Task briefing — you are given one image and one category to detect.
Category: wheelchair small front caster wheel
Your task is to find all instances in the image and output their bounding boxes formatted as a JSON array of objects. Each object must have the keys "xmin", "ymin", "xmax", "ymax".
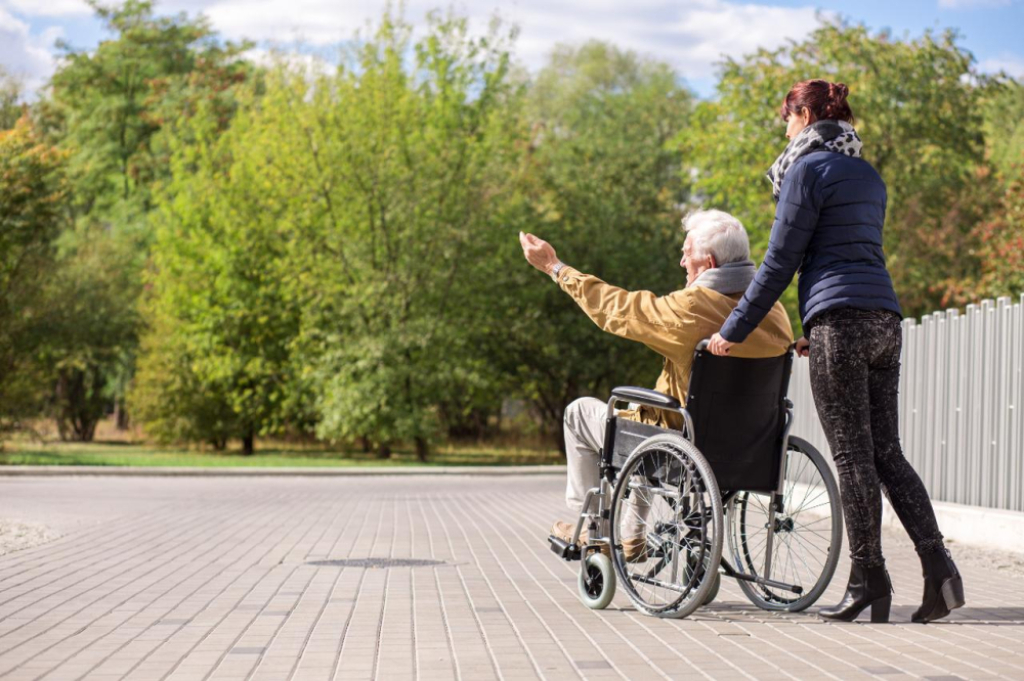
[{"xmin": 578, "ymin": 552, "xmax": 616, "ymax": 609}]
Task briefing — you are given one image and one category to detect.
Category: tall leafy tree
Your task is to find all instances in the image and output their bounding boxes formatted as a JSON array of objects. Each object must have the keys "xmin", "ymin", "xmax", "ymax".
[
  {"xmin": 132, "ymin": 89, "xmax": 310, "ymax": 454},
  {"xmin": 0, "ymin": 118, "xmax": 68, "ymax": 431},
  {"xmin": 296, "ymin": 13, "xmax": 525, "ymax": 459},
  {"xmin": 44, "ymin": 0, "xmax": 253, "ymax": 218},
  {"xmin": 499, "ymin": 41, "xmax": 693, "ymax": 451},
  {"xmin": 37, "ymin": 234, "xmax": 141, "ymax": 440},
  {"xmin": 32, "ymin": 0, "xmax": 256, "ymax": 440},
  {"xmin": 135, "ymin": 12, "xmax": 524, "ymax": 457}
]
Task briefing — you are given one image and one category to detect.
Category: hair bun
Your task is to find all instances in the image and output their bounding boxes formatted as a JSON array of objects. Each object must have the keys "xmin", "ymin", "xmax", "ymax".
[{"xmin": 829, "ymin": 82, "xmax": 849, "ymax": 102}]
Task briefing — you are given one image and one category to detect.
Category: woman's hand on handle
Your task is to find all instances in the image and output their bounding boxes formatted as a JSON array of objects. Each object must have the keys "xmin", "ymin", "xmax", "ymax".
[
  {"xmin": 795, "ymin": 336, "xmax": 810, "ymax": 358},
  {"xmin": 708, "ymin": 333, "xmax": 735, "ymax": 356}
]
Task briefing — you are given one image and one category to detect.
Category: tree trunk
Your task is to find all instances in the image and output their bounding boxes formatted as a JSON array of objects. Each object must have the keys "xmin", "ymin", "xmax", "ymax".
[
  {"xmin": 377, "ymin": 442, "xmax": 392, "ymax": 459},
  {"xmin": 361, "ymin": 435, "xmax": 372, "ymax": 453},
  {"xmin": 114, "ymin": 398, "xmax": 130, "ymax": 431},
  {"xmin": 242, "ymin": 430, "xmax": 255, "ymax": 456},
  {"xmin": 414, "ymin": 436, "xmax": 429, "ymax": 463},
  {"xmin": 54, "ymin": 368, "xmax": 103, "ymax": 442}
]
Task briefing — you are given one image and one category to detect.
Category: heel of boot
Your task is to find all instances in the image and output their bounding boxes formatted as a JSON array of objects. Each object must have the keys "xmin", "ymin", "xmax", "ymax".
[
  {"xmin": 871, "ymin": 597, "xmax": 891, "ymax": 624},
  {"xmin": 942, "ymin": 576, "xmax": 965, "ymax": 611}
]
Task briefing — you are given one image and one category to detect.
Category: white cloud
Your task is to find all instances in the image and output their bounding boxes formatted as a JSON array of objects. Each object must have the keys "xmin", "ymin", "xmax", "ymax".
[
  {"xmin": 169, "ymin": 0, "xmax": 825, "ymax": 83},
  {"xmin": 978, "ymin": 54, "xmax": 1024, "ymax": 79},
  {"xmin": 0, "ymin": 0, "xmax": 90, "ymax": 17},
  {"xmin": 0, "ymin": 7, "xmax": 62, "ymax": 97},
  {"xmin": 938, "ymin": 0, "xmax": 1010, "ymax": 8},
  {"xmin": 1, "ymin": 0, "xmax": 829, "ymax": 99}
]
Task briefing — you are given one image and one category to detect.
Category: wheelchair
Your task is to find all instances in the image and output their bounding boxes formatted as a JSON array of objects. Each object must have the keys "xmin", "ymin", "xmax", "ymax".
[{"xmin": 548, "ymin": 340, "xmax": 843, "ymax": 619}]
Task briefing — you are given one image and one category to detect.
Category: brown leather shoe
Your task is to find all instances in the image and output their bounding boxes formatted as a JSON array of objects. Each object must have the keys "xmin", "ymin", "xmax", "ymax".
[
  {"xmin": 622, "ymin": 537, "xmax": 648, "ymax": 563},
  {"xmin": 551, "ymin": 520, "xmax": 609, "ymax": 557}
]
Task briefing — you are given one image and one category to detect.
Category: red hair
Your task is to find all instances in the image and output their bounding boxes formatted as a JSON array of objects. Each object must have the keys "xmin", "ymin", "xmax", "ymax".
[{"xmin": 780, "ymin": 80, "xmax": 855, "ymax": 124}]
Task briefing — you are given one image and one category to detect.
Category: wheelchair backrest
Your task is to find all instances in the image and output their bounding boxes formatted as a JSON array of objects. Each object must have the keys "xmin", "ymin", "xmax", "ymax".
[{"xmin": 685, "ymin": 346, "xmax": 793, "ymax": 494}]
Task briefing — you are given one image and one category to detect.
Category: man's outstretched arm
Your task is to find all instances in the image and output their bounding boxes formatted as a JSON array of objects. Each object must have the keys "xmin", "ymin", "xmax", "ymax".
[{"xmin": 519, "ymin": 232, "xmax": 693, "ymax": 357}]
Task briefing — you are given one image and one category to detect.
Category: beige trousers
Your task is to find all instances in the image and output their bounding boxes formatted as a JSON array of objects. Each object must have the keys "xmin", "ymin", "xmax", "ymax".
[{"xmin": 563, "ymin": 397, "xmax": 649, "ymax": 539}]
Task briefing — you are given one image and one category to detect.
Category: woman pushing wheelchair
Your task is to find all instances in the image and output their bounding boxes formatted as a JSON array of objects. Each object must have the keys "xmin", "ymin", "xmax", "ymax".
[{"xmin": 705, "ymin": 79, "xmax": 963, "ymax": 624}]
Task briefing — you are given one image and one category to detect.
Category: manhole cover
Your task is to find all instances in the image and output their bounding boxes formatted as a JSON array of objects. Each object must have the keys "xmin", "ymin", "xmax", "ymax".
[{"xmin": 307, "ymin": 558, "xmax": 447, "ymax": 569}]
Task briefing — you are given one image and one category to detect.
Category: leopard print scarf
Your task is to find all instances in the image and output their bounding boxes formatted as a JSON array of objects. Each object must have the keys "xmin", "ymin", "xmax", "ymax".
[{"xmin": 766, "ymin": 119, "xmax": 862, "ymax": 203}]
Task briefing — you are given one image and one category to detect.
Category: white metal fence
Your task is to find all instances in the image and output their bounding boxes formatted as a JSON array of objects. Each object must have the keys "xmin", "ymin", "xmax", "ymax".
[{"xmin": 789, "ymin": 295, "xmax": 1024, "ymax": 513}]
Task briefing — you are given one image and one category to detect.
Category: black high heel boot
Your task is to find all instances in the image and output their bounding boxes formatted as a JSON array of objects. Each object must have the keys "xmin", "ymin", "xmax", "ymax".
[
  {"xmin": 819, "ymin": 562, "xmax": 892, "ymax": 623},
  {"xmin": 912, "ymin": 548, "xmax": 964, "ymax": 623}
]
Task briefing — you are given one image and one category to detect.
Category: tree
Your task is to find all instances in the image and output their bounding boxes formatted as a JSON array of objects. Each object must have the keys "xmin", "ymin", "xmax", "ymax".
[
  {"xmin": 496, "ymin": 41, "xmax": 693, "ymax": 451},
  {"xmin": 676, "ymin": 21, "xmax": 993, "ymax": 325},
  {"xmin": 36, "ymin": 232, "xmax": 141, "ymax": 441},
  {"xmin": 295, "ymin": 13, "xmax": 525, "ymax": 460},
  {"xmin": 43, "ymin": 0, "xmax": 253, "ymax": 218},
  {"xmin": 34, "ymin": 0, "xmax": 256, "ymax": 439},
  {"xmin": 131, "ymin": 89, "xmax": 309, "ymax": 454},
  {"xmin": 133, "ymin": 11, "xmax": 526, "ymax": 458},
  {"xmin": 0, "ymin": 117, "xmax": 68, "ymax": 431}
]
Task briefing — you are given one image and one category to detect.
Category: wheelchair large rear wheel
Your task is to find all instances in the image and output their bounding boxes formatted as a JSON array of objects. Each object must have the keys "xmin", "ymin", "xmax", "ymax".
[
  {"xmin": 727, "ymin": 436, "xmax": 842, "ymax": 611},
  {"xmin": 609, "ymin": 433, "xmax": 723, "ymax": 619}
]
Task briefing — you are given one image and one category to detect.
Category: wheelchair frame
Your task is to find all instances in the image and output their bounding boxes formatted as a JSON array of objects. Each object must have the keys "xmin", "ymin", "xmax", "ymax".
[{"xmin": 551, "ymin": 392, "xmax": 803, "ymax": 597}]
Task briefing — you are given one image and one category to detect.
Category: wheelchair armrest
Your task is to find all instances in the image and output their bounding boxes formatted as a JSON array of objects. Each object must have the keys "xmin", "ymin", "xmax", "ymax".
[{"xmin": 610, "ymin": 386, "xmax": 681, "ymax": 411}]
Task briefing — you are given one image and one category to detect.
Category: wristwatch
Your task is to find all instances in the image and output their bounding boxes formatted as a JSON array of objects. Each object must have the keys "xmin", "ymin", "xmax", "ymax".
[{"xmin": 549, "ymin": 262, "xmax": 565, "ymax": 281}]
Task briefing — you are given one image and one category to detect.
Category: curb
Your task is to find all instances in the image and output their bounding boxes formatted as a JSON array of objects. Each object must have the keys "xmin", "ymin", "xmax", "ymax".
[
  {"xmin": 0, "ymin": 465, "xmax": 567, "ymax": 477},
  {"xmin": 882, "ymin": 497, "xmax": 1024, "ymax": 555}
]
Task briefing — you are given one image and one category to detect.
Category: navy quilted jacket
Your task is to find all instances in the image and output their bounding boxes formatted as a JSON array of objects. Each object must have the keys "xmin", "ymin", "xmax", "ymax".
[{"xmin": 720, "ymin": 150, "xmax": 902, "ymax": 343}]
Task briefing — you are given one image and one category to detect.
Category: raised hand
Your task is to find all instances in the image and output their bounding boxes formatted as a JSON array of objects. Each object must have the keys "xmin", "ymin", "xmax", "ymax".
[{"xmin": 519, "ymin": 231, "xmax": 560, "ymax": 275}]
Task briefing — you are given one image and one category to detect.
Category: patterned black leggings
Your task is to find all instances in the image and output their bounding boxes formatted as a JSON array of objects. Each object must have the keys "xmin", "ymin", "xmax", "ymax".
[{"xmin": 808, "ymin": 308, "xmax": 945, "ymax": 567}]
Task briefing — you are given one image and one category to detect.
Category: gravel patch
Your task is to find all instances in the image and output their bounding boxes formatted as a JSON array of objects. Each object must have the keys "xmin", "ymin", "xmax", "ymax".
[{"xmin": 0, "ymin": 519, "xmax": 60, "ymax": 556}]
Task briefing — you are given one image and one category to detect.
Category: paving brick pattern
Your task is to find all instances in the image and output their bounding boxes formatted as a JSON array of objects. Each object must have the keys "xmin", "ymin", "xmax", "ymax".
[{"xmin": 0, "ymin": 475, "xmax": 1022, "ymax": 680}]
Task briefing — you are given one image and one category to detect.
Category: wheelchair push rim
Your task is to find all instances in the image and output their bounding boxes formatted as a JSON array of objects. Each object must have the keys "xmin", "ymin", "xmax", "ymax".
[
  {"xmin": 609, "ymin": 433, "xmax": 723, "ymax": 619},
  {"xmin": 726, "ymin": 436, "xmax": 843, "ymax": 611}
]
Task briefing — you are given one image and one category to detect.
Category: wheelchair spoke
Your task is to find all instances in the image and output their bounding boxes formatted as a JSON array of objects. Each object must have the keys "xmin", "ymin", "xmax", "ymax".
[
  {"xmin": 790, "ymin": 521, "xmax": 834, "ymax": 541},
  {"xmin": 790, "ymin": 488, "xmax": 828, "ymax": 515}
]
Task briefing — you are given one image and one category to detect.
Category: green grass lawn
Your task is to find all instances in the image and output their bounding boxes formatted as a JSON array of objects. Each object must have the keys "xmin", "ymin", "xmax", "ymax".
[{"xmin": 0, "ymin": 441, "xmax": 564, "ymax": 468}]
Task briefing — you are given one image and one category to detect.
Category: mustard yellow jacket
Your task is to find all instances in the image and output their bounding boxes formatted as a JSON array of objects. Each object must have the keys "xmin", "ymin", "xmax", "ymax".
[{"xmin": 556, "ymin": 266, "xmax": 794, "ymax": 428}]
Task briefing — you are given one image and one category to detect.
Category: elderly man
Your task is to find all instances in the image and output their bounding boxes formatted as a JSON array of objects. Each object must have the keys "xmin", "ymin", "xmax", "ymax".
[{"xmin": 520, "ymin": 209, "xmax": 794, "ymax": 558}]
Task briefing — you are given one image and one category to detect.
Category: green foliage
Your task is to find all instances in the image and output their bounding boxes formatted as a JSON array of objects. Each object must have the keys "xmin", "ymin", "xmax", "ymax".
[
  {"xmin": 502, "ymin": 41, "xmax": 693, "ymax": 444},
  {"xmin": 0, "ymin": 118, "xmax": 68, "ymax": 427},
  {"xmin": 301, "ymin": 13, "xmax": 525, "ymax": 459},
  {"xmin": 982, "ymin": 79, "xmax": 1024, "ymax": 181},
  {"xmin": 43, "ymin": 0, "xmax": 253, "ymax": 219},
  {"xmin": 131, "ymin": 87, "xmax": 309, "ymax": 454},
  {"xmin": 677, "ymin": 21, "xmax": 992, "ymax": 325},
  {"xmin": 36, "ymin": 231, "xmax": 142, "ymax": 441},
  {"xmin": 23, "ymin": 0, "xmax": 257, "ymax": 443},
  {"xmin": 6, "ymin": 4, "xmax": 1022, "ymax": 458},
  {"xmin": 953, "ymin": 175, "xmax": 1024, "ymax": 302}
]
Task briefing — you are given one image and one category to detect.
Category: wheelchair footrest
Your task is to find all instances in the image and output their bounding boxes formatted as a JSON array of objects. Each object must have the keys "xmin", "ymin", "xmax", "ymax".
[{"xmin": 548, "ymin": 535, "xmax": 581, "ymax": 561}]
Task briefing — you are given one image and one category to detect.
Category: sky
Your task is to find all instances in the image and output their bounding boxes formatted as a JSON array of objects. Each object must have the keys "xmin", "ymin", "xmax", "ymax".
[{"xmin": 1, "ymin": 0, "xmax": 1021, "ymax": 99}]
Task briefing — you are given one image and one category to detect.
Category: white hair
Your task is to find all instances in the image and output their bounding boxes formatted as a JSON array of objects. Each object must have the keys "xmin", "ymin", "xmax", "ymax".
[{"xmin": 682, "ymin": 209, "xmax": 751, "ymax": 265}]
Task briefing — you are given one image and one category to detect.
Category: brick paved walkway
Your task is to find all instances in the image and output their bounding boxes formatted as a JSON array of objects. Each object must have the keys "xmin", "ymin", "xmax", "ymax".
[{"xmin": 0, "ymin": 475, "xmax": 1022, "ymax": 681}]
